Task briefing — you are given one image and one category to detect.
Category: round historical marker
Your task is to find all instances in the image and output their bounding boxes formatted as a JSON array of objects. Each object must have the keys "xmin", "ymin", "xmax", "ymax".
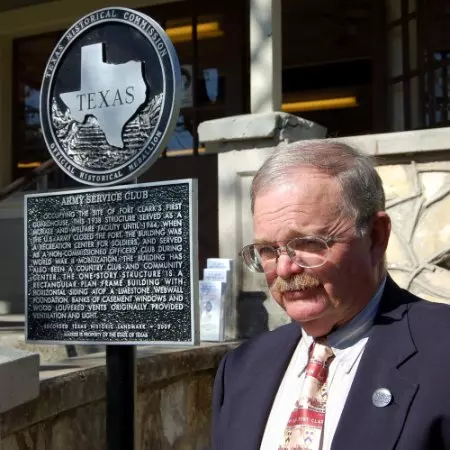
[{"xmin": 40, "ymin": 7, "xmax": 181, "ymax": 186}]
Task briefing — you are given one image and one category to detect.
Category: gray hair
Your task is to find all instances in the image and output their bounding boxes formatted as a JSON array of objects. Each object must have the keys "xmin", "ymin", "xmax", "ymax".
[{"xmin": 250, "ymin": 140, "xmax": 386, "ymax": 234}]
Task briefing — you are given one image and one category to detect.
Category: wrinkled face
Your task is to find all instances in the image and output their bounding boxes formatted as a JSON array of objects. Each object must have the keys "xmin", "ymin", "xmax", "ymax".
[{"xmin": 253, "ymin": 167, "xmax": 386, "ymax": 337}]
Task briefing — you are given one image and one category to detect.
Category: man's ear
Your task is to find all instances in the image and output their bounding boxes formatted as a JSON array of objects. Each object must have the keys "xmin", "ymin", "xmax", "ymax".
[{"xmin": 369, "ymin": 211, "xmax": 391, "ymax": 267}]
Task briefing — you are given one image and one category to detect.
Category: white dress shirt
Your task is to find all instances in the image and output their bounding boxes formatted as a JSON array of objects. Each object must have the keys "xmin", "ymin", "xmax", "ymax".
[{"xmin": 260, "ymin": 277, "xmax": 386, "ymax": 450}]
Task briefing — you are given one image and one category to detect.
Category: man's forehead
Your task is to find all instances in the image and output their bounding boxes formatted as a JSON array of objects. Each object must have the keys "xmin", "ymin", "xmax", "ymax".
[
  {"xmin": 252, "ymin": 171, "xmax": 345, "ymax": 236},
  {"xmin": 253, "ymin": 225, "xmax": 332, "ymax": 243},
  {"xmin": 254, "ymin": 170, "xmax": 340, "ymax": 203}
]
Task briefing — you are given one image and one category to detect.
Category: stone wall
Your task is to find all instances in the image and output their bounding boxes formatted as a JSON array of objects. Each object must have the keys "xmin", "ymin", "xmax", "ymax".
[
  {"xmin": 199, "ymin": 114, "xmax": 450, "ymax": 337},
  {"xmin": 0, "ymin": 343, "xmax": 235, "ymax": 450},
  {"xmin": 0, "ymin": 193, "xmax": 25, "ymax": 314},
  {"xmin": 378, "ymin": 161, "xmax": 450, "ymax": 303},
  {"xmin": 339, "ymin": 129, "xmax": 450, "ymax": 304}
]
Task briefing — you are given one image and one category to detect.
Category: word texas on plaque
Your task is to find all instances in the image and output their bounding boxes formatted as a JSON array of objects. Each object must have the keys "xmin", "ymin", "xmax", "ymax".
[{"xmin": 40, "ymin": 7, "xmax": 181, "ymax": 186}]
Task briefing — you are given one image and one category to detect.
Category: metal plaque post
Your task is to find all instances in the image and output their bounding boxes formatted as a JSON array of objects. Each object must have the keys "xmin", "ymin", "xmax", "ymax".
[
  {"xmin": 106, "ymin": 345, "xmax": 136, "ymax": 450},
  {"xmin": 106, "ymin": 177, "xmax": 138, "ymax": 450}
]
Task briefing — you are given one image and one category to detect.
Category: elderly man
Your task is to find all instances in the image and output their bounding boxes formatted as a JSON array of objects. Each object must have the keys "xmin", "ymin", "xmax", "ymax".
[{"xmin": 211, "ymin": 140, "xmax": 450, "ymax": 450}]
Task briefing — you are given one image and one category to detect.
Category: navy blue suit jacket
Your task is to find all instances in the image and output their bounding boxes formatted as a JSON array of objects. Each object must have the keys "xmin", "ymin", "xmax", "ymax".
[{"xmin": 211, "ymin": 277, "xmax": 450, "ymax": 449}]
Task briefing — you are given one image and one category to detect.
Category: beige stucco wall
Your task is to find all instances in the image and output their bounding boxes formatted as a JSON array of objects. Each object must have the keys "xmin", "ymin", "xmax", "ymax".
[{"xmin": 0, "ymin": 343, "xmax": 234, "ymax": 450}]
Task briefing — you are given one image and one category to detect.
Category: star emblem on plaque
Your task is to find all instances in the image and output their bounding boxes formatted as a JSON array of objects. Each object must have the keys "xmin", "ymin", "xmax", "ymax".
[{"xmin": 40, "ymin": 7, "xmax": 181, "ymax": 186}]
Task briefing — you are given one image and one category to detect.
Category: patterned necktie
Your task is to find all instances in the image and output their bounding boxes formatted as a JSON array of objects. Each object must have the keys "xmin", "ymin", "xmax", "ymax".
[{"xmin": 279, "ymin": 341, "xmax": 334, "ymax": 450}]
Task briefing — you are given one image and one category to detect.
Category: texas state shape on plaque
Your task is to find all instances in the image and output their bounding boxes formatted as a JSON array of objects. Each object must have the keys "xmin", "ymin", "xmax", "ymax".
[{"xmin": 59, "ymin": 43, "xmax": 147, "ymax": 148}]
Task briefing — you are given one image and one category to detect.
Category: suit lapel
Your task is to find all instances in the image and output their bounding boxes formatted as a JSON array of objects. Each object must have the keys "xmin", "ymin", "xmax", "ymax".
[
  {"xmin": 226, "ymin": 323, "xmax": 302, "ymax": 450},
  {"xmin": 331, "ymin": 278, "xmax": 419, "ymax": 450}
]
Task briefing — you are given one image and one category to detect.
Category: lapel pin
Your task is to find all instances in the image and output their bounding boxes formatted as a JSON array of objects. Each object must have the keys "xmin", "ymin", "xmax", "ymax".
[{"xmin": 372, "ymin": 388, "xmax": 392, "ymax": 408}]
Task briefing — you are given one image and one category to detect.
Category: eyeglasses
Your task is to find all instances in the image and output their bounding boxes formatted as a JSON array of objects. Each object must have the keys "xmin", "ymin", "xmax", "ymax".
[{"xmin": 239, "ymin": 236, "xmax": 335, "ymax": 273}]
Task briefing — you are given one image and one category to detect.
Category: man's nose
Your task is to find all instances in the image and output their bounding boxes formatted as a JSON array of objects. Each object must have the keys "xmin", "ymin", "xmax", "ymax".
[{"xmin": 276, "ymin": 253, "xmax": 303, "ymax": 279}]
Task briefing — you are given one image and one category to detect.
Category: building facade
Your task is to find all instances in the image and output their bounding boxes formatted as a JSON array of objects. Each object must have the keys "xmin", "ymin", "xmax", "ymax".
[
  {"xmin": 0, "ymin": 0, "xmax": 449, "ymax": 314},
  {"xmin": 1, "ymin": 0, "xmax": 450, "ymax": 187}
]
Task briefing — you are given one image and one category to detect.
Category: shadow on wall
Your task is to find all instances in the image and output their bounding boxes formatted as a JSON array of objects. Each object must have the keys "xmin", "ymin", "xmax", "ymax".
[
  {"xmin": 237, "ymin": 291, "xmax": 269, "ymax": 338},
  {"xmin": 0, "ymin": 217, "xmax": 24, "ymax": 314}
]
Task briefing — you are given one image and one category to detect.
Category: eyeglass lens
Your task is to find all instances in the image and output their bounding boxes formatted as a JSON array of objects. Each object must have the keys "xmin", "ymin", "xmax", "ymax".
[{"xmin": 245, "ymin": 237, "xmax": 329, "ymax": 271}]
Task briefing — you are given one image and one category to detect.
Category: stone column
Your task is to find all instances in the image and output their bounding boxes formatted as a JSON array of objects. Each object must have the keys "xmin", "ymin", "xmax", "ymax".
[
  {"xmin": 250, "ymin": 0, "xmax": 282, "ymax": 113},
  {"xmin": 0, "ymin": 36, "xmax": 12, "ymax": 188},
  {"xmin": 198, "ymin": 112, "xmax": 327, "ymax": 338}
]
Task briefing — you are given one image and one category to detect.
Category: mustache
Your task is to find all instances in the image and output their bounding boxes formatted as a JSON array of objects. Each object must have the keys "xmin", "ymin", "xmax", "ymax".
[{"xmin": 272, "ymin": 273, "xmax": 321, "ymax": 292}]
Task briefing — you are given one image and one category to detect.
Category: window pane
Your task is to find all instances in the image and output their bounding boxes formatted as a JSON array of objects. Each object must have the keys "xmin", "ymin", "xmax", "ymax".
[
  {"xmin": 163, "ymin": 16, "xmax": 196, "ymax": 156},
  {"xmin": 281, "ymin": 0, "xmax": 373, "ymax": 136},
  {"xmin": 13, "ymin": 33, "xmax": 59, "ymax": 179},
  {"xmin": 197, "ymin": 14, "xmax": 225, "ymax": 109}
]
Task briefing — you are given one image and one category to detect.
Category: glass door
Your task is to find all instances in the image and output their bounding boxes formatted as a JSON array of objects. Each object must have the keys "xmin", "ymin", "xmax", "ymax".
[{"xmin": 143, "ymin": 0, "xmax": 248, "ymax": 156}]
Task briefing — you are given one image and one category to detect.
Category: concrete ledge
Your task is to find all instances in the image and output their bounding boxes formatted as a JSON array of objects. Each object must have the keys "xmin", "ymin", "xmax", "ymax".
[
  {"xmin": 1, "ymin": 342, "xmax": 238, "ymax": 446},
  {"xmin": 0, "ymin": 347, "xmax": 39, "ymax": 413},
  {"xmin": 198, "ymin": 112, "xmax": 327, "ymax": 153},
  {"xmin": 198, "ymin": 112, "xmax": 450, "ymax": 158},
  {"xmin": 334, "ymin": 126, "xmax": 450, "ymax": 157}
]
